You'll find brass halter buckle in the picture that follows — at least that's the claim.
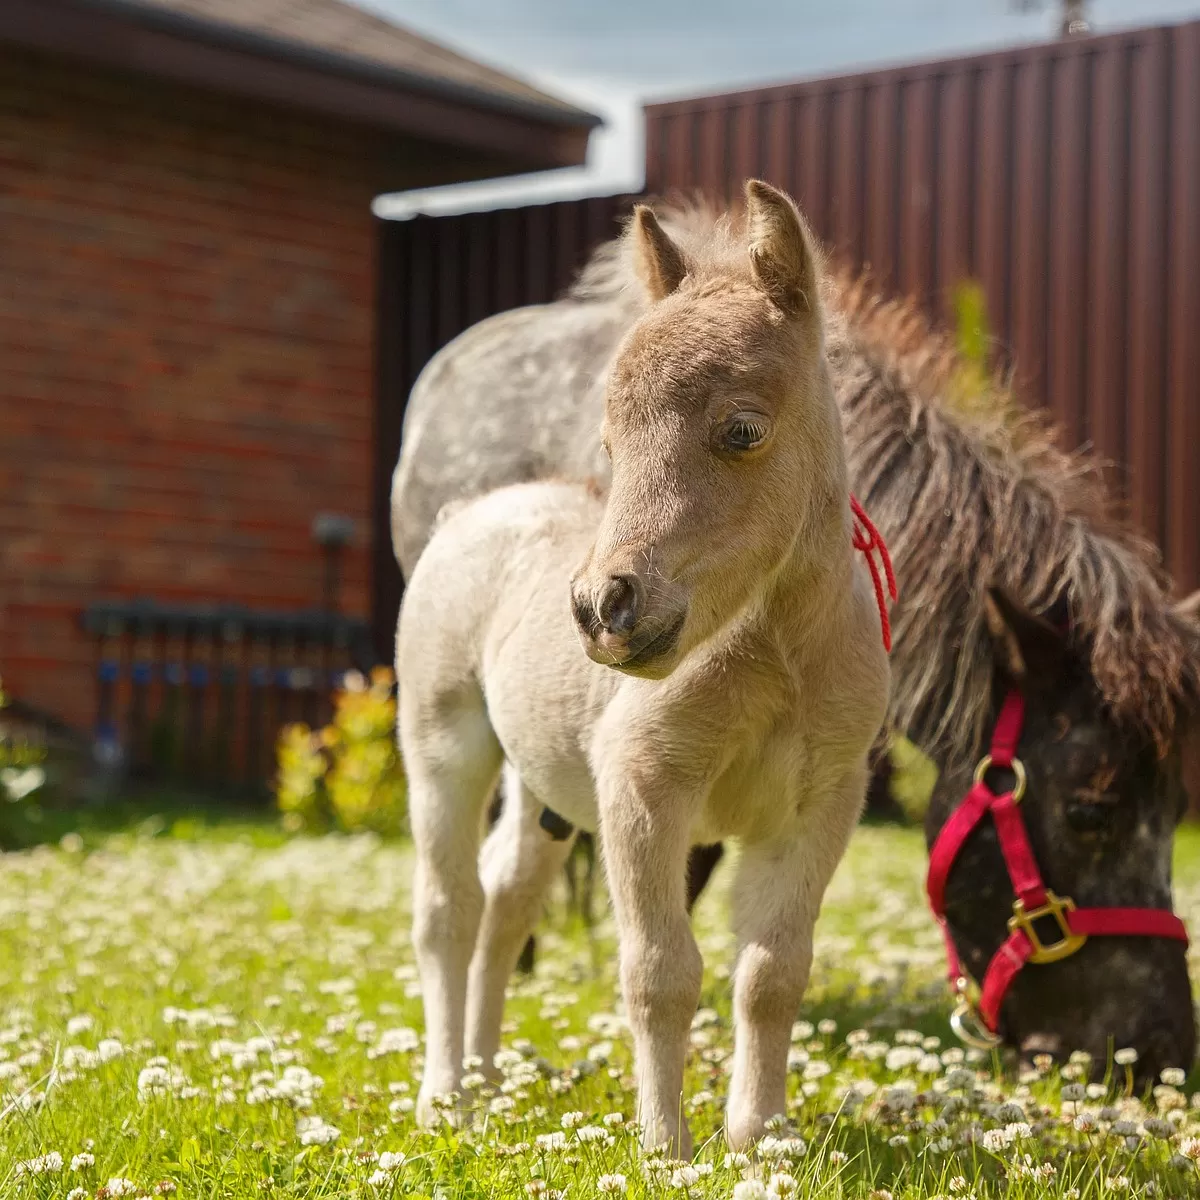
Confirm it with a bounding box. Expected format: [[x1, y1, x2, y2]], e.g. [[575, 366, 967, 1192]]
[[972, 754, 1028, 801], [949, 975, 1001, 1049], [1008, 891, 1088, 964]]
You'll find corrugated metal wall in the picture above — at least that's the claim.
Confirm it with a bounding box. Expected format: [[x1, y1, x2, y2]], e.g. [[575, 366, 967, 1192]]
[[643, 19, 1200, 588], [372, 195, 635, 657], [374, 19, 1200, 656]]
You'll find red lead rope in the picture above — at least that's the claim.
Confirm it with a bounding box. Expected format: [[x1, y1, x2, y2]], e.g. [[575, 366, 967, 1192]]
[[850, 494, 898, 652]]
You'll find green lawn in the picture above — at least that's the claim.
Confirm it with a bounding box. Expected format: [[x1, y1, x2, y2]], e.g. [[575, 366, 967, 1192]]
[[3, 818, 1200, 1198]]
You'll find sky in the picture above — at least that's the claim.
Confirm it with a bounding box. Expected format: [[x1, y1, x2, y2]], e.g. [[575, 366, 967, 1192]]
[[361, 0, 1200, 217]]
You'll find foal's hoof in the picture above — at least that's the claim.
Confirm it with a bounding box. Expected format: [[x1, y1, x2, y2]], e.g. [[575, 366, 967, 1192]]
[[724, 1108, 779, 1153], [640, 1123, 694, 1162], [416, 1089, 464, 1129]]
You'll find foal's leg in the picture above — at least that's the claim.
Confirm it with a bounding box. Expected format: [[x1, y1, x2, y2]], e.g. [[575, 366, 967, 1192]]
[[466, 765, 577, 1075], [725, 769, 867, 1149], [601, 780, 702, 1158], [404, 693, 503, 1127]]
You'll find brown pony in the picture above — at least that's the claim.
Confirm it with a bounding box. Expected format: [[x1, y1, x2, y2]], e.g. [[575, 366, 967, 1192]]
[[391, 197, 1200, 1084]]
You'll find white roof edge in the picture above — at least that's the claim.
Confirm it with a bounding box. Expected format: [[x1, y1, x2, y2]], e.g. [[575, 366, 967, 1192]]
[[373, 167, 637, 221]]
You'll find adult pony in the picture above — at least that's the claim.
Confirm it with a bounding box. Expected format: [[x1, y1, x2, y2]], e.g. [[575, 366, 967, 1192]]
[[392, 197, 1200, 1083]]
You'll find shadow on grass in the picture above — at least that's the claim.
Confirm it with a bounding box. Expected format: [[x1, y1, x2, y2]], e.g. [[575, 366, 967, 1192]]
[[0, 781, 288, 852]]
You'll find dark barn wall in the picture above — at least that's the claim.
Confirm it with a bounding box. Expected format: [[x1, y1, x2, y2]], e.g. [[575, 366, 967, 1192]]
[[644, 19, 1200, 589], [372, 194, 635, 660]]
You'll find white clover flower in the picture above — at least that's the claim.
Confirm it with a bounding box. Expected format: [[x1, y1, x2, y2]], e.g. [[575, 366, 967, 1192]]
[[724, 1151, 751, 1169], [828, 1150, 848, 1165], [1179, 1137, 1200, 1161], [104, 1179, 140, 1197], [670, 1165, 700, 1188], [367, 1028, 419, 1059], [15, 1152, 64, 1176], [768, 1172, 797, 1195], [377, 1152, 405, 1171], [575, 1125, 606, 1143], [602, 1112, 624, 1128], [97, 1038, 125, 1061], [71, 1152, 95, 1171], [803, 1060, 831, 1081], [732, 1182, 768, 1200], [296, 1116, 340, 1146], [67, 1190, 89, 1200], [1161, 1067, 1187, 1086], [588, 1040, 614, 1063], [884, 1046, 922, 1071], [66, 1015, 94, 1036], [367, 1169, 392, 1187], [597, 1174, 627, 1193], [535, 1131, 568, 1151], [817, 1019, 837, 1035], [560, 1111, 584, 1129], [1104, 1175, 1131, 1191], [1114, 1048, 1139, 1066], [981, 1127, 1014, 1152], [1143, 1117, 1174, 1139]]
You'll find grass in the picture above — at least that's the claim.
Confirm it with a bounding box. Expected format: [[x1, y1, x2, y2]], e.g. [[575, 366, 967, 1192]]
[[3, 819, 1200, 1199]]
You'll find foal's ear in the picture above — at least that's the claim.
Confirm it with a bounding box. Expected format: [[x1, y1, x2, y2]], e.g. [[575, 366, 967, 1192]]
[[629, 205, 689, 302], [984, 587, 1069, 687], [745, 179, 819, 315]]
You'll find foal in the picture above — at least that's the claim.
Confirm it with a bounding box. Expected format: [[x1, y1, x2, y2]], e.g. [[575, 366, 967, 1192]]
[[398, 181, 890, 1155]]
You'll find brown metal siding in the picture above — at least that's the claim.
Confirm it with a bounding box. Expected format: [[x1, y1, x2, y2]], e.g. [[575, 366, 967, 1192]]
[[374, 19, 1200, 655], [643, 19, 1200, 589]]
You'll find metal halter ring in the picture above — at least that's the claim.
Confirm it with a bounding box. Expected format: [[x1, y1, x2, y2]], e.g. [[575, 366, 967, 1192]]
[[949, 976, 1002, 1049], [949, 996, 1002, 1050], [972, 754, 1027, 802]]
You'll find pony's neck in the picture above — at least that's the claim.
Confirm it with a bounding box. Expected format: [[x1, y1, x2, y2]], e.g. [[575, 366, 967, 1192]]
[[764, 490, 855, 642]]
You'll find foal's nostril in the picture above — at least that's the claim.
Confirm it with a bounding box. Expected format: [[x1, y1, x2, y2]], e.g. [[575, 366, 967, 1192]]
[[597, 575, 640, 636], [571, 586, 600, 638]]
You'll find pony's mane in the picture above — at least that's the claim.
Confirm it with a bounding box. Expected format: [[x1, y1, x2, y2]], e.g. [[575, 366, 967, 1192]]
[[569, 197, 1200, 763]]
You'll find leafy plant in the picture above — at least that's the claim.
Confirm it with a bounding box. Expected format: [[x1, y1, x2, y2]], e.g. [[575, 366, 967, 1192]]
[[275, 667, 406, 836], [0, 674, 48, 805]]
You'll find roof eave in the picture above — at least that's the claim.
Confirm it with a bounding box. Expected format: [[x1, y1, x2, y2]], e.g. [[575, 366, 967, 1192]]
[[0, 0, 600, 172]]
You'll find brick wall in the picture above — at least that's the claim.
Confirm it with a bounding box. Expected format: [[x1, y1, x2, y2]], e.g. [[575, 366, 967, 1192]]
[[0, 45, 399, 732]]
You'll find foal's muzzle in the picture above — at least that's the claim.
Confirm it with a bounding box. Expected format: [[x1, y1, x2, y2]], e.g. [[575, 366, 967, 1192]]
[[569, 573, 685, 674]]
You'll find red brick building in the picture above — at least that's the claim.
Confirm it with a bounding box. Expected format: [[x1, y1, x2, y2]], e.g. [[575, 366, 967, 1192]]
[[0, 0, 597, 731]]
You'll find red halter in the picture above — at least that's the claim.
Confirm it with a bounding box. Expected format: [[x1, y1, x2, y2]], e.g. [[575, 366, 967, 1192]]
[[926, 688, 1189, 1046], [850, 495, 897, 652]]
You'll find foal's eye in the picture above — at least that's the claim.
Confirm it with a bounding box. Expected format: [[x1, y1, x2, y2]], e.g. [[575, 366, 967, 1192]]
[[716, 413, 771, 454]]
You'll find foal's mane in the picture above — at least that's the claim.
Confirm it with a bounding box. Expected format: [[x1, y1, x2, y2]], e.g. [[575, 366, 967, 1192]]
[[570, 198, 1200, 764]]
